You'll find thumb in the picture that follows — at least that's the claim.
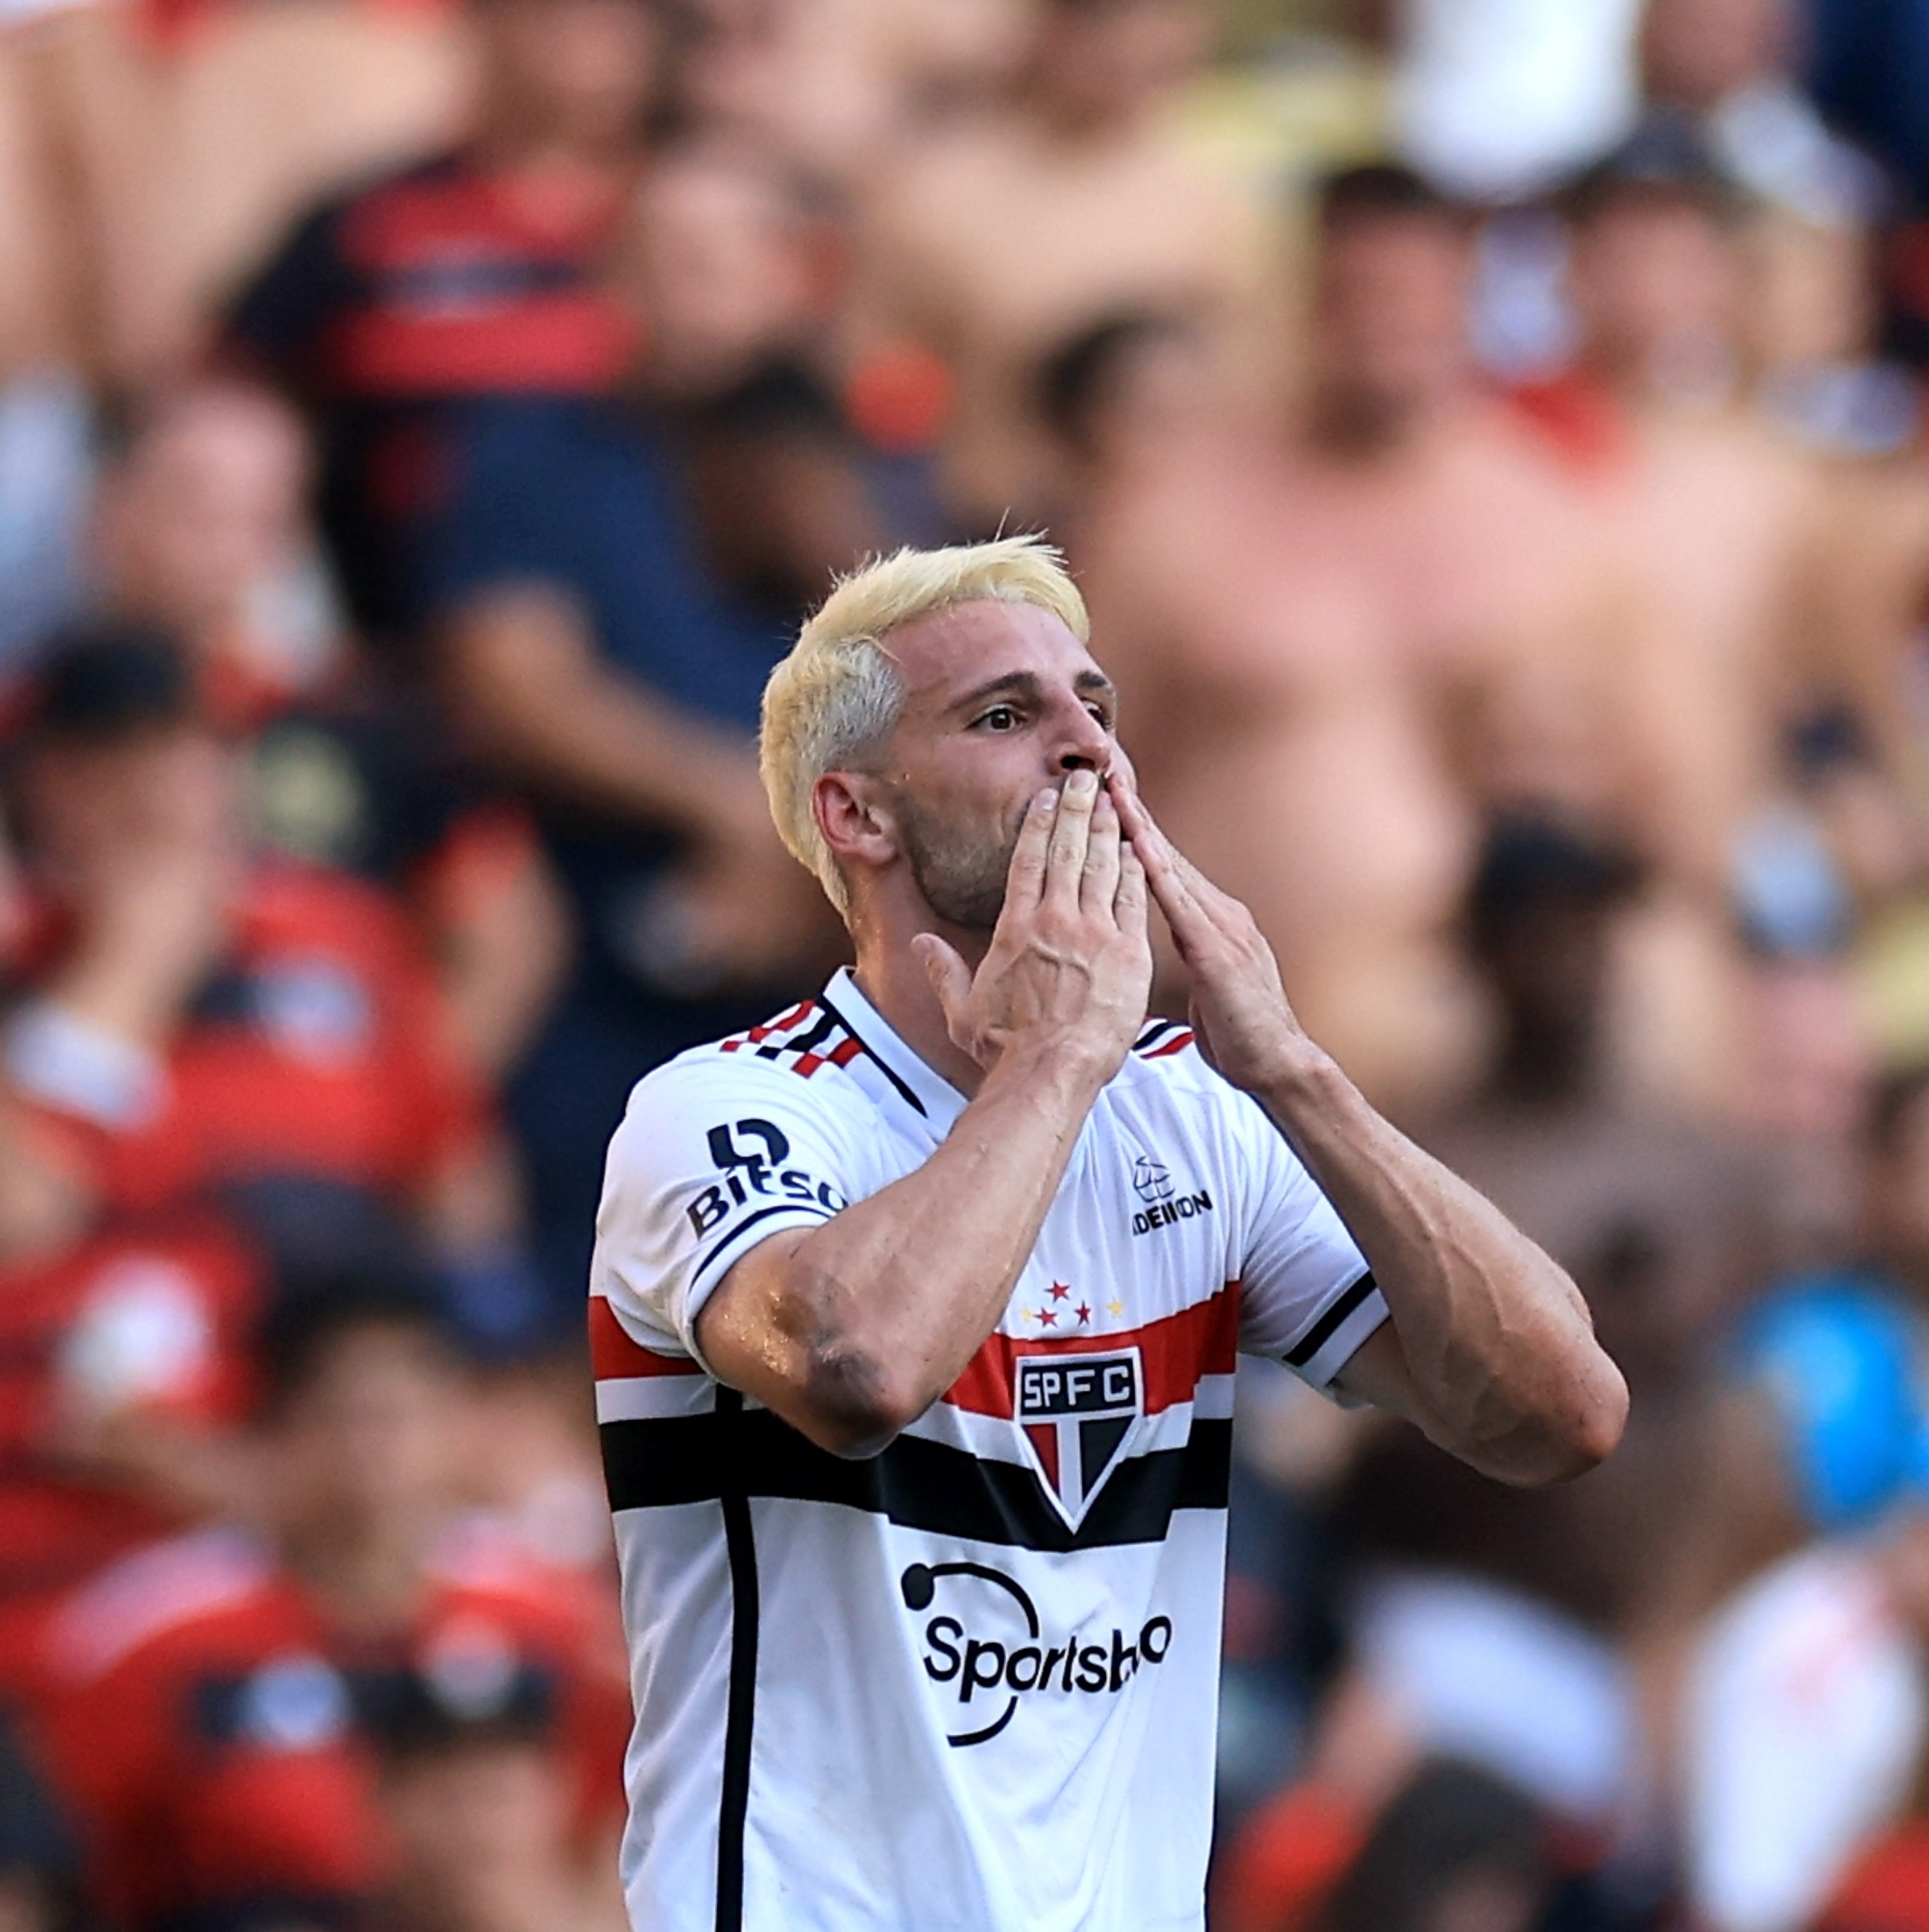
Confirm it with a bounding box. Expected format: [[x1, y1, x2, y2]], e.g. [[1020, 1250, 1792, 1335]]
[[912, 931, 974, 1034]]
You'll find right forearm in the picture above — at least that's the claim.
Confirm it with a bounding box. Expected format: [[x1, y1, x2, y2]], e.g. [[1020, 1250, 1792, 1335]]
[[719, 1047, 1105, 1452], [445, 595, 752, 836]]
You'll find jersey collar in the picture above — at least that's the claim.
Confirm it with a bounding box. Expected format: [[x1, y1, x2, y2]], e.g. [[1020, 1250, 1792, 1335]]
[[818, 966, 968, 1134]]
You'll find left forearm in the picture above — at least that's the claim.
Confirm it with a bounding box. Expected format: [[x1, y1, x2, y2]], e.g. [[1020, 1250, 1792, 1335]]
[[1256, 1047, 1627, 1485]]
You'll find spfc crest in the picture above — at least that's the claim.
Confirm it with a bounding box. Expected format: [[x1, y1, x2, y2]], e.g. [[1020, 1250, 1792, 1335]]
[[1016, 1350, 1143, 1528]]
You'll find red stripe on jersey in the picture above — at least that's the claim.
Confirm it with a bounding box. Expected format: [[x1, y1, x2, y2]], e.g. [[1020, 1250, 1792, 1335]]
[[829, 1038, 863, 1068], [943, 1283, 1239, 1420], [721, 1001, 817, 1055], [589, 1298, 703, 1381], [1143, 1031, 1194, 1060]]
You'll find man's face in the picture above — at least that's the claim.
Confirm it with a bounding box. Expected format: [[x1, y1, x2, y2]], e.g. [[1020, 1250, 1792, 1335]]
[[22, 726, 234, 887], [1315, 214, 1473, 421], [1568, 196, 1741, 385], [478, 0, 659, 149], [1034, 0, 1213, 130], [271, 1324, 466, 1549], [98, 401, 309, 637], [853, 601, 1118, 933]]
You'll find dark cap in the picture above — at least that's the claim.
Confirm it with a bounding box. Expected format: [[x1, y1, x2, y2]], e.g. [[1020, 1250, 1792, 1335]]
[[20, 620, 198, 745]]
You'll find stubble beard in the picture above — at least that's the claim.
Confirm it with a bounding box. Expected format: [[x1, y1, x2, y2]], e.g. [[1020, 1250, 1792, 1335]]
[[895, 793, 1020, 936]]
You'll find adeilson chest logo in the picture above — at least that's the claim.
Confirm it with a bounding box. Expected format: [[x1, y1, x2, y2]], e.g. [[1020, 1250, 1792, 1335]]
[[1129, 1155, 1212, 1237], [685, 1118, 847, 1236]]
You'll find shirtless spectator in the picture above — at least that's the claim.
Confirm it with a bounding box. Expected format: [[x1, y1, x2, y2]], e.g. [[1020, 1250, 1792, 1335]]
[[666, 0, 1027, 193], [853, 0, 1286, 531], [34, 1273, 629, 1932], [0, 624, 511, 1276], [92, 379, 568, 1083], [0, 0, 186, 396], [1078, 165, 1631, 1113], [222, 0, 660, 642], [1217, 821, 1772, 1927]]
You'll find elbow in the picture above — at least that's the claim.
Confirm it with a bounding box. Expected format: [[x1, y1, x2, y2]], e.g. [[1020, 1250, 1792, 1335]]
[[1507, 1350, 1631, 1487], [791, 1344, 926, 1460]]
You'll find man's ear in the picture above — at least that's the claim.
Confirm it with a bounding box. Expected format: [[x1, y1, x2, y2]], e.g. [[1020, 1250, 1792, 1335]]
[[813, 771, 898, 876]]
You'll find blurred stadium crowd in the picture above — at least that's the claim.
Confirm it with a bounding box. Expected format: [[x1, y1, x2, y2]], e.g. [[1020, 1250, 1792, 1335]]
[[10, 0, 1929, 1926]]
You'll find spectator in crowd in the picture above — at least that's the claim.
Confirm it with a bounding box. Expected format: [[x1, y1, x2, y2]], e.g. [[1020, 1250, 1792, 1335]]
[[421, 143, 860, 1316], [1639, 0, 1886, 227], [1077, 163, 1630, 1114], [0, 0, 187, 399], [91, 379, 569, 1084], [1218, 819, 1773, 1928], [0, 624, 511, 1276], [0, 1209, 264, 1712], [1516, 139, 1870, 1123], [364, 1648, 627, 1932], [664, 0, 1027, 193], [1031, 308, 1216, 534], [853, 0, 1284, 530], [222, 0, 661, 642], [34, 1271, 628, 1932]]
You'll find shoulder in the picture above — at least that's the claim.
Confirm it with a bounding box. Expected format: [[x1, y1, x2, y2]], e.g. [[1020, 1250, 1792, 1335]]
[[620, 1000, 882, 1130], [44, 1528, 288, 1688]]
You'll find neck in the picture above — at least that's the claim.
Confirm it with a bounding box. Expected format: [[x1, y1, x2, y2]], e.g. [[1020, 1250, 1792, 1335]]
[[848, 908, 991, 1097], [280, 1518, 428, 1633]]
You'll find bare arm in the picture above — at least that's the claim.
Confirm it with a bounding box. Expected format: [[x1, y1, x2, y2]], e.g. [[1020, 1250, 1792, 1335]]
[[1113, 770, 1627, 1487], [440, 583, 770, 841], [697, 771, 1152, 1455]]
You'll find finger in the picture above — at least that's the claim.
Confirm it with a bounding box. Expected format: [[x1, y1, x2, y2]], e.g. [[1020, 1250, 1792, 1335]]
[[911, 931, 974, 1034], [1113, 842, 1148, 936], [1003, 786, 1059, 909], [1081, 790, 1122, 915], [1045, 767, 1100, 907]]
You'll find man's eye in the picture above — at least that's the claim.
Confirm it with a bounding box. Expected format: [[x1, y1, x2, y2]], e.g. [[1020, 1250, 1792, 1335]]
[[1087, 705, 1115, 731], [977, 706, 1020, 731]]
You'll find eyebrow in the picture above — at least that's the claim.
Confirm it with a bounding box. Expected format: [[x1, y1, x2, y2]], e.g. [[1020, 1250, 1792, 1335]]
[[948, 669, 1118, 715]]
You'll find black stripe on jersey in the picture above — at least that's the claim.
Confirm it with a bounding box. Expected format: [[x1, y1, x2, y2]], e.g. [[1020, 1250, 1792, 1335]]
[[1281, 1270, 1378, 1369], [601, 1408, 1233, 1552], [1134, 1019, 1182, 1053], [714, 1387, 758, 1932], [690, 1203, 835, 1300], [816, 990, 929, 1118]]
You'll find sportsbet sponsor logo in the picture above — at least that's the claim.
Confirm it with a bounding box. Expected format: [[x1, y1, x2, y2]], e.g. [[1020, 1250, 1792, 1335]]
[[900, 1561, 1173, 1748]]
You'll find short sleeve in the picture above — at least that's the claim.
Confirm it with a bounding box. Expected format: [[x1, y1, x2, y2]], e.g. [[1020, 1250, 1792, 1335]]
[[414, 403, 580, 619], [1231, 1098, 1387, 1391], [590, 1055, 869, 1366]]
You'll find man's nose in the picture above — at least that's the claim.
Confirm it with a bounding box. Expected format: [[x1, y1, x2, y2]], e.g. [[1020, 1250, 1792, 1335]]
[[1051, 703, 1112, 777]]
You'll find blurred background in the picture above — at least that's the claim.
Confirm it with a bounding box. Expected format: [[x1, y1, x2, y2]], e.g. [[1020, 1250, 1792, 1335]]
[[9, 0, 1929, 1926]]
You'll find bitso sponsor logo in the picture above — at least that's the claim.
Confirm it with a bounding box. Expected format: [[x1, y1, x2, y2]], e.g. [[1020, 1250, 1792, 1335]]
[[900, 1561, 1173, 1747], [685, 1118, 848, 1236]]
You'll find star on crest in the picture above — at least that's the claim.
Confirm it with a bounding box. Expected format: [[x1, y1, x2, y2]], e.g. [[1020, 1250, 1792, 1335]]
[[1047, 1281, 1071, 1302], [1038, 1308, 1057, 1327], [1107, 1298, 1124, 1318], [1075, 1302, 1092, 1324]]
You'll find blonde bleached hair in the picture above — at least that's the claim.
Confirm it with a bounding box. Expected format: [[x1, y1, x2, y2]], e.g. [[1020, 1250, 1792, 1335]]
[[761, 535, 1090, 916]]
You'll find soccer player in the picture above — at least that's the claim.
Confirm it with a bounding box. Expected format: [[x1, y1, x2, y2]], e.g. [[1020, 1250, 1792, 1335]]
[[590, 536, 1628, 1931]]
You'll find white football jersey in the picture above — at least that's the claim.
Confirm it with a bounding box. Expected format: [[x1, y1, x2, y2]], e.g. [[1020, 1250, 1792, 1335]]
[[591, 968, 1385, 1932]]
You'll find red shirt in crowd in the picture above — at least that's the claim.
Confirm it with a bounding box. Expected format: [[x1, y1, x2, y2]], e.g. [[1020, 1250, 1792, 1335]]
[[6, 859, 488, 1212], [36, 1525, 629, 1932], [0, 1210, 262, 1703]]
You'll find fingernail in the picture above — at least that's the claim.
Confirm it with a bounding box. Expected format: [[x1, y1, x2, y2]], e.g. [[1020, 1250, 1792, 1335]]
[[1036, 787, 1058, 813], [1068, 769, 1097, 798]]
